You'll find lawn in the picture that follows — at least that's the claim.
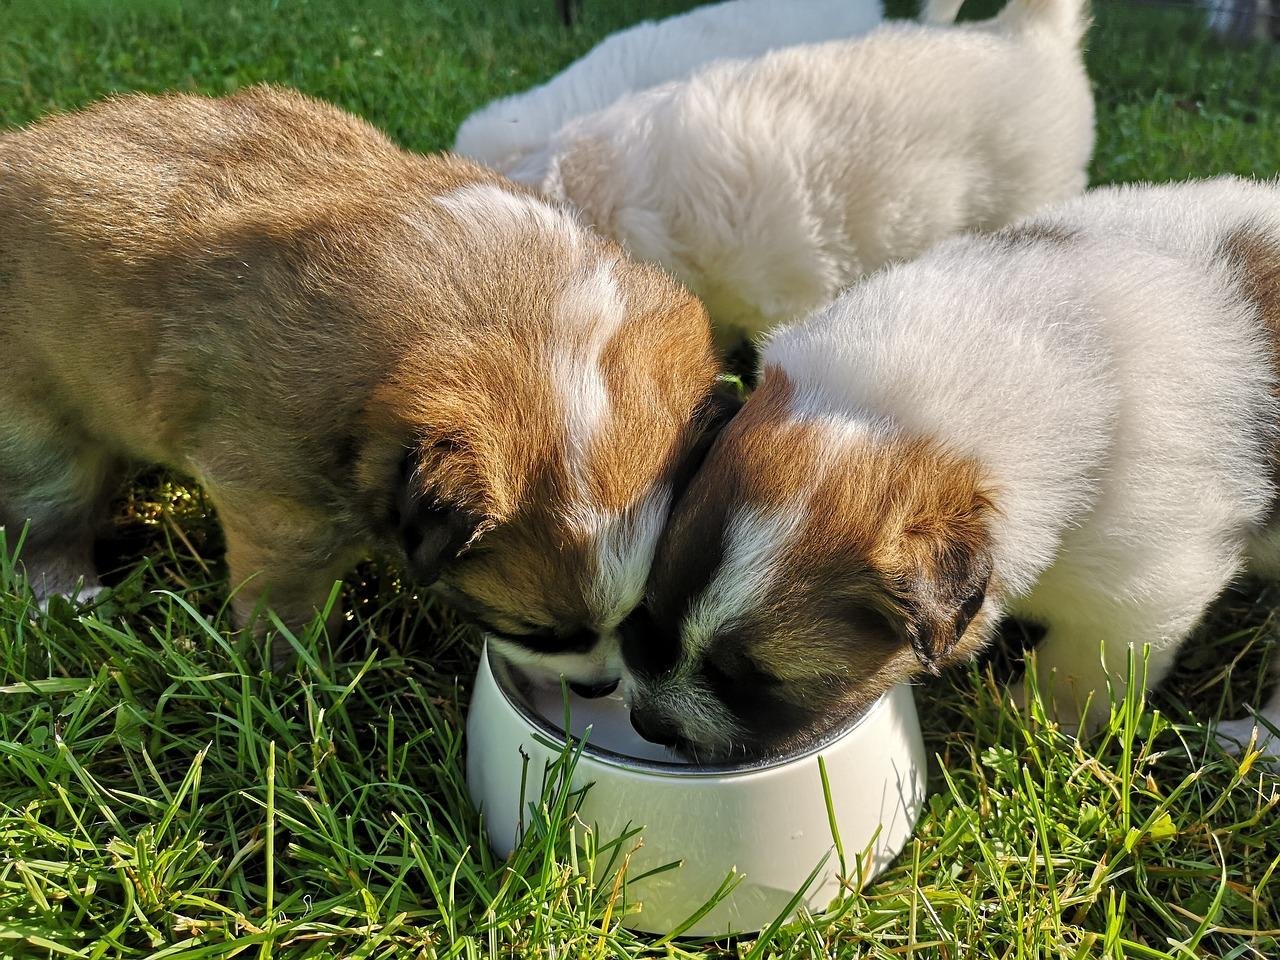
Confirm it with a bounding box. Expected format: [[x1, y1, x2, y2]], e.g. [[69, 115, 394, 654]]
[[1, 0, 1279, 957]]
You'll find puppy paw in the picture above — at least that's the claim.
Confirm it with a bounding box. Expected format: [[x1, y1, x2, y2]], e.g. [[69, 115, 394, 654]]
[[1213, 716, 1280, 760], [34, 578, 106, 612], [22, 554, 105, 610]]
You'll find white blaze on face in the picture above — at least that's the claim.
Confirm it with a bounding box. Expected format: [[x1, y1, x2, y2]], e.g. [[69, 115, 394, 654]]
[[553, 261, 673, 635], [622, 504, 810, 756], [554, 262, 626, 492], [681, 505, 807, 658]]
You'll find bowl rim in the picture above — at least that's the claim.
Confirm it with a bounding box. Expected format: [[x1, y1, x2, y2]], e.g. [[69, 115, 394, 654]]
[[483, 644, 897, 778]]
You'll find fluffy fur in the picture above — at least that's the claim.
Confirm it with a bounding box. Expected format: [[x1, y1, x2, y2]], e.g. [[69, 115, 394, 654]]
[[509, 0, 1095, 346], [453, 0, 884, 174], [0, 86, 725, 685], [624, 176, 1280, 761]]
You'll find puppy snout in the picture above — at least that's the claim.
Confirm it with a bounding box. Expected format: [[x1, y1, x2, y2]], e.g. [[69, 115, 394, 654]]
[[569, 679, 619, 699], [629, 709, 683, 748]]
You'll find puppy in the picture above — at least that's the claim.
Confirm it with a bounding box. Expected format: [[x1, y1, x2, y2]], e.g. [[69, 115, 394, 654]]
[[507, 0, 1094, 348], [0, 86, 728, 688], [1205, 0, 1279, 43], [453, 0, 884, 175], [623, 176, 1280, 760]]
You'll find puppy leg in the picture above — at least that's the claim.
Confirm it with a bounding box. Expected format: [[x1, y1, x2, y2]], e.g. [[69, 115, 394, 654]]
[[1012, 542, 1238, 733], [211, 490, 359, 663], [1011, 606, 1180, 734], [1214, 681, 1280, 760], [0, 411, 117, 604]]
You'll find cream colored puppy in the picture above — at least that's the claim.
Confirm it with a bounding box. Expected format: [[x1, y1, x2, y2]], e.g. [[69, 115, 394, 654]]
[[622, 177, 1280, 761], [0, 87, 729, 687], [454, 0, 884, 174], [510, 0, 1094, 346]]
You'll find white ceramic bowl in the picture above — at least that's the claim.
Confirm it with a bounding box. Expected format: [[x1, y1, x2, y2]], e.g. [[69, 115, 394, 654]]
[[466, 644, 927, 937]]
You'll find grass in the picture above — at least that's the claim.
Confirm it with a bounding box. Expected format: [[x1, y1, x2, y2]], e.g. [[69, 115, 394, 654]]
[[1, 0, 1279, 956]]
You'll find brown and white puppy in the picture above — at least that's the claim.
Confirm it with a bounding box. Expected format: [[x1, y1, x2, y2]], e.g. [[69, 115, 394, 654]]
[[624, 177, 1280, 760], [0, 86, 727, 686]]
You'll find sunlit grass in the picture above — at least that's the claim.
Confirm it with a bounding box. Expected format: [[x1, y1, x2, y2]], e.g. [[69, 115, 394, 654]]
[[1, 0, 1278, 956]]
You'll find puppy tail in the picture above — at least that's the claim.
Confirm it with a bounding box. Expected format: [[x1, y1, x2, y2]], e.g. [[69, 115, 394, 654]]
[[998, 0, 1091, 44], [920, 0, 965, 24]]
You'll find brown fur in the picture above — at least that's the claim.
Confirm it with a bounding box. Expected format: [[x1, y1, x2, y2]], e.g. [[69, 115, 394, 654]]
[[1222, 225, 1280, 367], [650, 365, 997, 727], [0, 86, 720, 641], [1221, 225, 1280, 522]]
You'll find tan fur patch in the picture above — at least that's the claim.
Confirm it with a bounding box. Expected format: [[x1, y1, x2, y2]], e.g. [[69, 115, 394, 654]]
[[1222, 225, 1280, 364], [1221, 225, 1280, 523]]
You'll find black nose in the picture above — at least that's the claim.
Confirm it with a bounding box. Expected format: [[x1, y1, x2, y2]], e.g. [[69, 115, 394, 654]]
[[630, 709, 683, 747], [568, 679, 619, 699]]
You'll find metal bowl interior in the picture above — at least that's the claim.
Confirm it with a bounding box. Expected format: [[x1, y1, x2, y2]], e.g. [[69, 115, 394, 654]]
[[485, 645, 896, 778]]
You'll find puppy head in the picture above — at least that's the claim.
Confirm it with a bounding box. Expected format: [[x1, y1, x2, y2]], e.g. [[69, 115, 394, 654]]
[[363, 187, 732, 688], [623, 367, 997, 761]]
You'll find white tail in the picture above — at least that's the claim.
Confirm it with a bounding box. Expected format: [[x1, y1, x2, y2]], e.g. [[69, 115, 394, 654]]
[[997, 0, 1091, 43], [920, 0, 965, 24]]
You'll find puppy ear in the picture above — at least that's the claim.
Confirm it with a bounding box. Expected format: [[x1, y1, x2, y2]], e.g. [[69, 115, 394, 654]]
[[670, 377, 746, 501], [898, 542, 992, 675], [395, 445, 484, 585]]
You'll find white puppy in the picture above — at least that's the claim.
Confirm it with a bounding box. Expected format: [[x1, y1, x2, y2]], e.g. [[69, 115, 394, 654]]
[[621, 177, 1280, 762], [454, 0, 884, 174], [510, 0, 1094, 346]]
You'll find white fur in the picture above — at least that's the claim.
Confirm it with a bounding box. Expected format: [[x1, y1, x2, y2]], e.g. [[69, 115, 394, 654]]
[[553, 265, 673, 649], [553, 262, 626, 488], [683, 506, 807, 656], [432, 182, 582, 245], [453, 0, 884, 173], [587, 487, 672, 624], [765, 175, 1280, 733], [508, 485, 672, 690], [512, 0, 1093, 344]]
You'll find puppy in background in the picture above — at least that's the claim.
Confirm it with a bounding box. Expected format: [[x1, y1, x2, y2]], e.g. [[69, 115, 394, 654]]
[[0, 86, 728, 689], [454, 0, 884, 175], [621, 176, 1280, 760], [509, 0, 1094, 347]]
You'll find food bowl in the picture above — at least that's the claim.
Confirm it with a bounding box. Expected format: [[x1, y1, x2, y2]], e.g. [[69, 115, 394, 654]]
[[466, 643, 927, 937]]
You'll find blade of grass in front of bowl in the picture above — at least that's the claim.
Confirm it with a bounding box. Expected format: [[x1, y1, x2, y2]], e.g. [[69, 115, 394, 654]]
[[817, 755, 847, 879], [529, 727, 594, 946], [650, 869, 746, 946], [743, 850, 833, 960], [594, 821, 646, 880]]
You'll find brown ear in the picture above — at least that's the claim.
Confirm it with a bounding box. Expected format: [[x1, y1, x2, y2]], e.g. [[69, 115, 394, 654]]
[[395, 443, 487, 585], [669, 377, 746, 502], [863, 469, 996, 675], [897, 540, 992, 675]]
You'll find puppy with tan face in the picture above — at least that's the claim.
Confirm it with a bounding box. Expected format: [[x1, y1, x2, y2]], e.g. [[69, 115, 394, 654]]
[[0, 86, 725, 687], [625, 177, 1280, 761]]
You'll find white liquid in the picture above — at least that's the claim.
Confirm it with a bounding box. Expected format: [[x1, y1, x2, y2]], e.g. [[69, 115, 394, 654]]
[[528, 685, 686, 764]]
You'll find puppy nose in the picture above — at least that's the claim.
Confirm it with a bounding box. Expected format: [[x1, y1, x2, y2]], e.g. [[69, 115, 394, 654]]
[[630, 710, 683, 747], [569, 679, 619, 699]]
